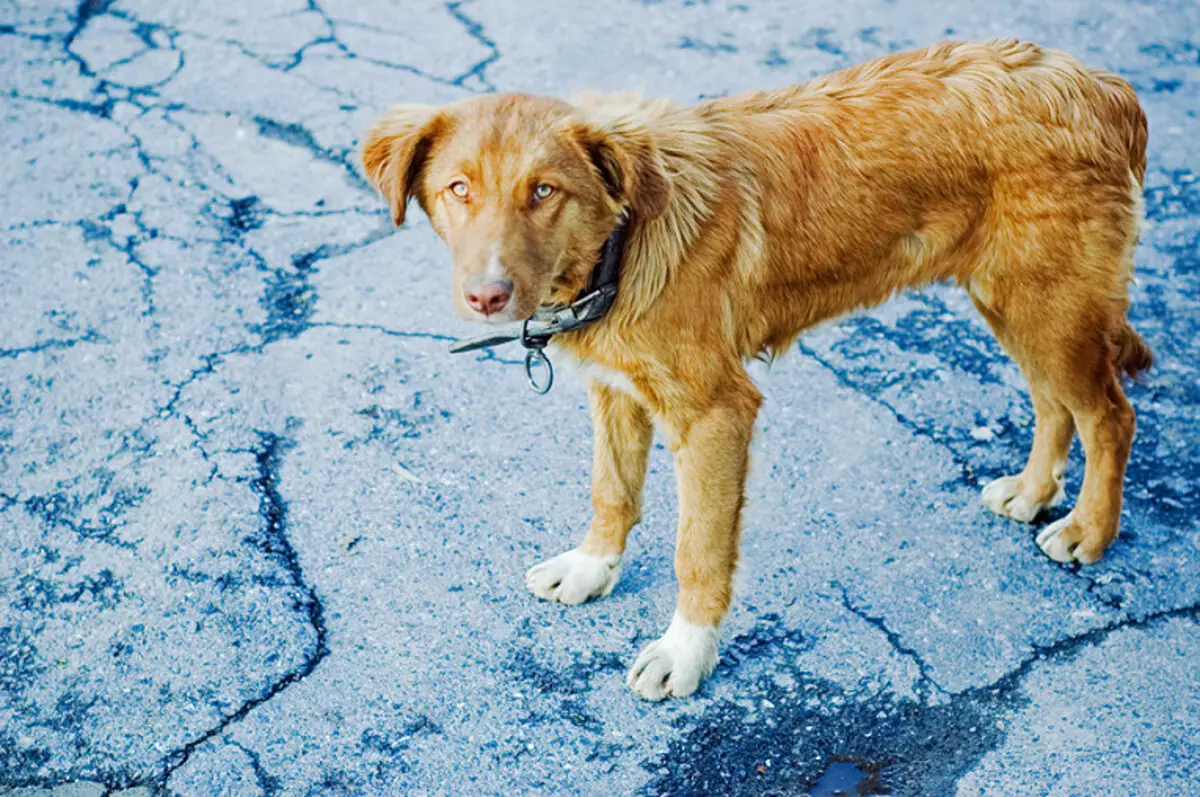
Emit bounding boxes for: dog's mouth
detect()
[469,309,525,326]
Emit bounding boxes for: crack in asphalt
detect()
[13,490,143,553]
[284,0,498,92]
[148,430,329,790]
[8,90,116,119]
[0,427,327,792]
[834,582,949,698]
[63,0,117,76]
[228,739,284,797]
[987,600,1200,696]
[446,0,501,90]
[794,339,982,486]
[255,230,393,344]
[52,0,504,101]
[0,329,106,359]
[253,115,371,193]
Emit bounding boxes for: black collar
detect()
[448,213,631,393]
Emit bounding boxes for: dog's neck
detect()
[569,94,729,326]
[541,213,630,324]
[546,214,627,308]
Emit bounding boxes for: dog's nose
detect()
[464,279,513,316]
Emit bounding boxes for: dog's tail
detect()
[1089,70,1150,381]
[1112,321,1154,380]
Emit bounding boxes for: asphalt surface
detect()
[1,0,1198,794]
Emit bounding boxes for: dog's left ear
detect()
[570,123,671,221]
[361,104,449,226]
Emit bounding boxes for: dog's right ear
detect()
[361,105,448,226]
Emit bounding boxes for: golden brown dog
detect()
[362,39,1151,700]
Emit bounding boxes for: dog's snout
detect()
[464,279,514,316]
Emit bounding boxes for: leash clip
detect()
[521,319,554,394]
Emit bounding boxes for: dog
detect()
[362,39,1152,700]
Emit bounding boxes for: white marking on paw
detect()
[981,475,1065,524]
[626,613,719,701]
[525,549,621,605]
[1036,513,1083,563]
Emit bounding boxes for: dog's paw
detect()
[525,549,621,605]
[626,614,719,701]
[981,475,1064,523]
[1036,514,1105,564]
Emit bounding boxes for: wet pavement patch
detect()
[808,760,886,797]
[640,669,1010,797]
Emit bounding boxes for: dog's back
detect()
[581,41,1147,358]
[725,39,1146,184]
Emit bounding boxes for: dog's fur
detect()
[363,39,1151,700]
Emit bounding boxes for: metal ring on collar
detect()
[524,347,553,394]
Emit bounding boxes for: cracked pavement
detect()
[1,0,1198,794]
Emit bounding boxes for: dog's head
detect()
[361,93,670,324]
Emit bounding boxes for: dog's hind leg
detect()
[525,382,653,605]
[1034,358,1137,564]
[974,297,1076,523]
[981,385,1074,522]
[970,246,1142,564]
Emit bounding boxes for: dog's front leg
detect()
[525,381,653,604]
[626,382,760,700]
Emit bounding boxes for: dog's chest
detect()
[548,344,639,397]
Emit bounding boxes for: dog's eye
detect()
[533,183,555,202]
[449,181,469,198]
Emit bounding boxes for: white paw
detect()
[1036,513,1096,564]
[626,613,719,701]
[525,549,621,605]
[981,475,1064,523]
